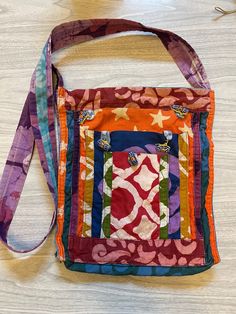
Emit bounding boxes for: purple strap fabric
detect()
[51,19,210,89]
[0,18,210,253]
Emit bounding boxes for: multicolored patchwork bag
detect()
[0,19,220,276]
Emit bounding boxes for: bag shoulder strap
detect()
[0,18,210,253]
[51,19,210,89]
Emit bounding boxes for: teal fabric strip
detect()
[35,42,57,197]
[64,259,213,276]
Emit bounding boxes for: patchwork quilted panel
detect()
[57,113,205,266]
[55,85,220,273]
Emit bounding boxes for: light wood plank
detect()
[0,1,236,313]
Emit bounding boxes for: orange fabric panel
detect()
[81,108,192,134]
[55,104,68,261]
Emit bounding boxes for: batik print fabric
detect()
[0,19,220,276]
[110,152,161,241]
[53,20,219,275]
[82,129,94,237]
[54,80,220,275]
[91,130,180,240]
[101,152,112,238]
[56,96,206,268]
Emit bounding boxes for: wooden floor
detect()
[0,1,236,313]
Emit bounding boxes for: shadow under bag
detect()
[0,19,220,276]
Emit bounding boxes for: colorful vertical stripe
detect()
[91,132,104,237]
[192,113,203,238]
[179,132,191,239]
[168,155,180,239]
[77,127,87,236]
[101,152,113,238]
[159,154,169,239]
[55,107,68,261]
[69,112,80,237]
[188,132,196,239]
[62,112,74,256]
[82,129,95,237]
[35,42,57,196]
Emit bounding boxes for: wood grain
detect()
[0,1,236,313]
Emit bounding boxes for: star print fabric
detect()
[74,107,193,136]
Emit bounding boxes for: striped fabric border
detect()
[168,155,180,239]
[55,106,68,261]
[179,132,191,239]
[101,152,113,238]
[159,154,169,239]
[82,129,95,237]
[77,127,87,236]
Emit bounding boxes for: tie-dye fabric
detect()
[0,19,220,276]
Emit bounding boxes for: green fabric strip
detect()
[101,152,113,238]
[159,154,169,239]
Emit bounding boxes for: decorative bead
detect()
[97,131,111,151]
[128,152,138,166]
[78,110,95,124]
[155,142,170,153]
[171,104,189,119]
[164,130,173,141]
[155,130,172,153]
